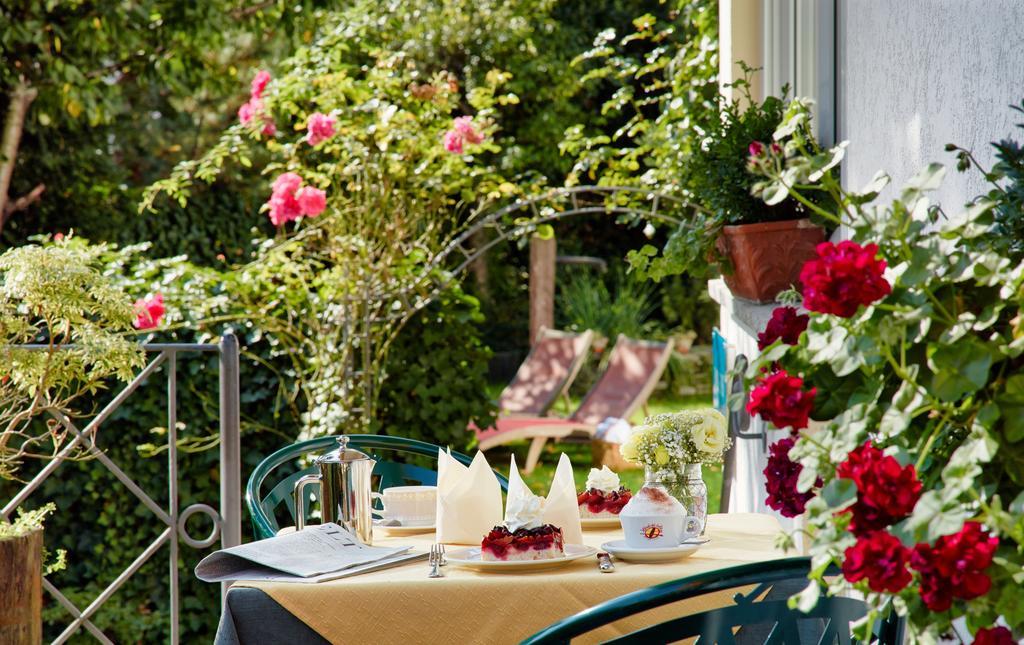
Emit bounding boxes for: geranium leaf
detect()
[927,338,993,402]
[995,374,1024,442]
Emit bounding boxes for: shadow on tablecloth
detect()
[216,587,330,645]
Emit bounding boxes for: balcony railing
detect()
[0,334,241,644]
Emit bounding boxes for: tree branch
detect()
[3,183,45,219]
[0,81,38,236]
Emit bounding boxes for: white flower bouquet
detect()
[620,408,731,481]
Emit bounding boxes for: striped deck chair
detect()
[475,334,673,474]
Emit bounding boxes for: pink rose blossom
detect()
[452,116,484,144]
[305,112,337,146]
[261,120,277,136]
[238,101,256,125]
[271,172,303,196]
[133,294,166,330]
[443,130,464,154]
[268,192,303,226]
[250,70,271,99]
[296,186,327,216]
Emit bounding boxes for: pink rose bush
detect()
[443,115,485,154]
[133,294,166,330]
[266,172,326,226]
[237,70,276,136]
[305,112,337,147]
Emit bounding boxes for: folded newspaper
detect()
[195,523,422,583]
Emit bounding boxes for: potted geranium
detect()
[0,238,148,638]
[620,408,730,534]
[629,70,833,303]
[741,100,1024,641]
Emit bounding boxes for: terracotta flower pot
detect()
[0,529,43,644]
[716,218,824,303]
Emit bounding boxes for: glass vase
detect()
[646,464,708,536]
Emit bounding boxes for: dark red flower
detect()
[841,530,912,593]
[757,306,810,350]
[799,241,891,317]
[748,141,766,157]
[746,369,816,432]
[837,441,922,535]
[764,437,819,517]
[973,627,1015,645]
[910,521,999,612]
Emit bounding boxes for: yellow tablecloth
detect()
[234,513,784,645]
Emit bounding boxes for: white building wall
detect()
[837,0,1024,208]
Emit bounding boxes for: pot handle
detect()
[292,474,321,532]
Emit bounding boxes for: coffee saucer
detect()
[600,539,704,563]
[372,519,436,535]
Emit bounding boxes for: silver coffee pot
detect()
[293,435,377,544]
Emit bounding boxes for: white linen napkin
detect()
[435,449,503,545]
[505,453,584,546]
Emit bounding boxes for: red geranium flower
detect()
[746,369,816,432]
[973,627,1015,645]
[764,437,820,517]
[911,521,999,612]
[841,530,912,593]
[757,306,810,350]
[837,441,922,535]
[799,241,891,317]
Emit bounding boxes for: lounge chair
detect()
[495,327,594,416]
[475,334,673,474]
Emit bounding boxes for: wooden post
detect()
[0,530,43,644]
[529,233,556,344]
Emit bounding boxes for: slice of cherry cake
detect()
[480,525,565,561]
[577,487,632,517]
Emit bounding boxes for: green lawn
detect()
[484,388,723,514]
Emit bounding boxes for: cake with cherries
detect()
[577,466,632,518]
[480,524,565,561]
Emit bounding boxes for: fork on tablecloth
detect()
[428,544,444,578]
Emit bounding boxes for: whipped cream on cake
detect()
[577,466,632,518]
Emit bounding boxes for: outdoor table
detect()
[214,513,785,645]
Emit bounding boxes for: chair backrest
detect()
[246,434,510,540]
[570,334,673,426]
[498,328,594,416]
[520,557,905,645]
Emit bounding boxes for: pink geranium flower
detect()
[305,112,337,146]
[250,70,271,99]
[295,186,327,216]
[133,294,166,330]
[443,130,464,154]
[268,192,302,226]
[238,100,257,125]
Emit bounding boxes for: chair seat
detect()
[473,417,595,448]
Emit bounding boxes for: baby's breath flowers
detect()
[620,408,730,481]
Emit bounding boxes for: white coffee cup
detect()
[620,512,700,548]
[371,485,437,526]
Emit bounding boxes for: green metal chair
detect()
[520,557,905,645]
[246,434,510,540]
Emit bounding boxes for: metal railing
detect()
[0,333,241,644]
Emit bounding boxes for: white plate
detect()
[445,544,598,572]
[372,520,436,535]
[580,516,622,529]
[600,539,704,563]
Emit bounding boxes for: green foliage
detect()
[950,99,1024,261]
[373,288,495,450]
[747,103,1024,638]
[0,239,146,479]
[557,267,662,343]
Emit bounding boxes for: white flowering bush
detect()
[620,408,730,480]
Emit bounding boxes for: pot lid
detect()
[315,435,372,464]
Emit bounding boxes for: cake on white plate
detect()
[480,485,565,561]
[480,524,565,561]
[577,466,632,518]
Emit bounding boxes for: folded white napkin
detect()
[435,449,503,545]
[505,453,584,546]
